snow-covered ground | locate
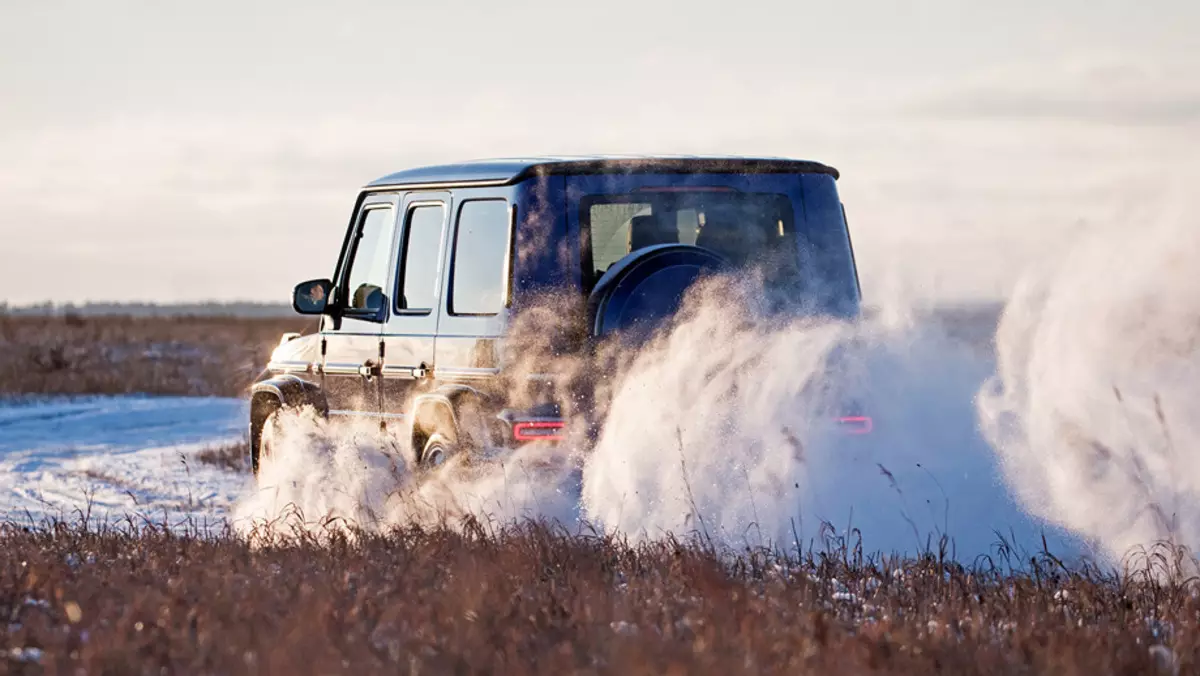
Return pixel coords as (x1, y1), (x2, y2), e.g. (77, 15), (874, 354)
(0, 392), (1084, 560)
(0, 396), (249, 527)
(0, 391), (1094, 564)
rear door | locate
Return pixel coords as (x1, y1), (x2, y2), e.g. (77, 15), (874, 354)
(432, 194), (514, 384)
(380, 193), (450, 418)
(322, 194), (398, 416)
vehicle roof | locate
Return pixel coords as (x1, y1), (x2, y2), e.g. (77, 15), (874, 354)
(365, 155), (839, 189)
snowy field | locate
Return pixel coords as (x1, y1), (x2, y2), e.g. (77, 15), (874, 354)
(0, 390), (1089, 564)
(0, 396), (248, 527)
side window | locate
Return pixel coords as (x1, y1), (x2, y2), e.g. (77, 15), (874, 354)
(396, 204), (445, 313)
(450, 200), (511, 316)
(343, 206), (394, 315)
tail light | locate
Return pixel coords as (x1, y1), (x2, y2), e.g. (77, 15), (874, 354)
(837, 416), (873, 435)
(513, 420), (566, 442)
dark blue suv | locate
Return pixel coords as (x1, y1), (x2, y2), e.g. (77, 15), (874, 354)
(251, 156), (864, 472)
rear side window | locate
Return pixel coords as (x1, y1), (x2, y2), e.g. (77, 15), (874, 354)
(396, 204), (445, 313)
(450, 200), (511, 316)
(343, 206), (395, 315)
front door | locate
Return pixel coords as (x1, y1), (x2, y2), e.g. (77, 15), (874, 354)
(380, 193), (450, 420)
(322, 194), (398, 417)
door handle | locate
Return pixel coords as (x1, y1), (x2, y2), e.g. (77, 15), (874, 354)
(410, 364), (428, 379)
(358, 361), (382, 379)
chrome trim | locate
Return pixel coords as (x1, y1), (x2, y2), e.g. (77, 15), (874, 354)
(381, 364), (427, 380)
(362, 178), (510, 193)
(435, 366), (500, 380)
(429, 333), (504, 339)
(328, 409), (408, 420)
(268, 360), (311, 374)
(323, 363), (362, 376)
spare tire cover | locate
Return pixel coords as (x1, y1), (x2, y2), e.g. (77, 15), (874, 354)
(588, 243), (729, 343)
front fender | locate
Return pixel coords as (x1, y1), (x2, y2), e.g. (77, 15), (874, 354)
(248, 375), (327, 474)
(250, 374), (328, 414)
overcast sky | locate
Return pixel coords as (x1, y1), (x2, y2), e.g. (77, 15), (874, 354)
(2, 0), (1197, 306)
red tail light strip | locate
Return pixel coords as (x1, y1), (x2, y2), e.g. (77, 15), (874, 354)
(837, 416), (874, 435)
(513, 420), (566, 442)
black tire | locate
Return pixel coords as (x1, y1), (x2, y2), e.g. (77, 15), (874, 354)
(415, 396), (493, 469)
(420, 431), (457, 468)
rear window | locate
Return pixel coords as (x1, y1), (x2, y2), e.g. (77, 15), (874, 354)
(584, 190), (796, 280)
(567, 172), (861, 317)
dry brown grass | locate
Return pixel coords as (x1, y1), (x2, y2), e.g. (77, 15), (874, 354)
(195, 440), (250, 472)
(0, 519), (1195, 675)
(1, 309), (1189, 674)
(0, 315), (314, 398)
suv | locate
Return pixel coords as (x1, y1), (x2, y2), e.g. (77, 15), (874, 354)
(251, 156), (865, 473)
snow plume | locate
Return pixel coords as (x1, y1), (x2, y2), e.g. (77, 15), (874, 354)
(978, 208), (1200, 567)
(581, 276), (1069, 559)
(235, 275), (1077, 560)
(232, 409), (582, 538)
(232, 291), (593, 540)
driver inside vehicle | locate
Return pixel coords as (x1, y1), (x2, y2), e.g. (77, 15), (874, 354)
(351, 283), (383, 311)
(628, 212), (679, 250)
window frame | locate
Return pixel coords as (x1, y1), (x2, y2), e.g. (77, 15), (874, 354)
(338, 202), (396, 323)
(447, 198), (515, 318)
(392, 200), (447, 317)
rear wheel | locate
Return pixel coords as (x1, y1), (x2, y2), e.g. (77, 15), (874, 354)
(420, 432), (457, 468)
(416, 399), (491, 469)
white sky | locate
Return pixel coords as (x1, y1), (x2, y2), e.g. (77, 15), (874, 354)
(1, 0), (1197, 306)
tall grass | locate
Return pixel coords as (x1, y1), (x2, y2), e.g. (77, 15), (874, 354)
(1, 516), (1194, 674)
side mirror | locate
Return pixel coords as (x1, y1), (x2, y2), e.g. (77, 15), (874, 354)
(293, 278), (332, 315)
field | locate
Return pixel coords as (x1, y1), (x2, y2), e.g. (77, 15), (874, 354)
(3, 520), (1193, 674)
(1, 312), (1194, 675)
(0, 314), (314, 398)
